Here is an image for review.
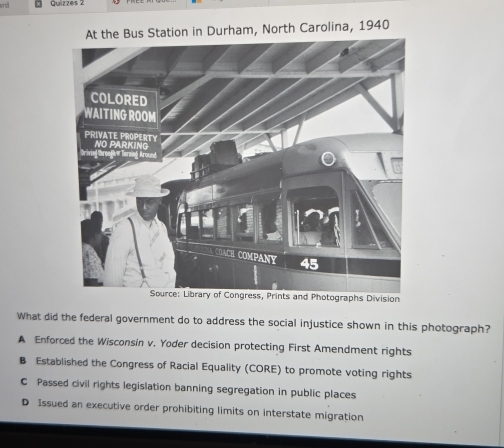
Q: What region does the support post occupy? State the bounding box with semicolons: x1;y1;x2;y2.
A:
391;73;404;132
265;134;278;152
293;112;307;146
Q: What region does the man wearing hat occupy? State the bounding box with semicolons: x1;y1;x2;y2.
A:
104;175;175;288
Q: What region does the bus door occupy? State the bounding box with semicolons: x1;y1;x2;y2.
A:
175;206;206;288
212;205;236;289
342;176;401;293
283;172;347;292
184;207;236;289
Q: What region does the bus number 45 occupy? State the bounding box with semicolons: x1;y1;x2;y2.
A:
300;258;319;270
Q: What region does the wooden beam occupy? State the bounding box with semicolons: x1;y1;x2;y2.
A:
241;134;269;151
170;78;234;130
286;77;389;129
241;78;333;131
163;135;194;157
306;41;357;73
82;48;149;86
391;72;404;131
161;80;265;156
273;42;317;73
281;130;289;149
160;124;285;135
89;162;126;185
239;77;390;151
163;80;264;152
263;78;358;131
203;45;232;72
234;80;354;150
266;134;278;152
238;44;274;73
219;79;299;131
258;44;403;135
197;79;266;132
293;112;306;145
354;83;394;130
165;46;188;75
339;40;400;73
159;75;213;109
369;46;405;74
165;67;399;79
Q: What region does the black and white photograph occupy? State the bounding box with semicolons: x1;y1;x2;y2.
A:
74;40;404;292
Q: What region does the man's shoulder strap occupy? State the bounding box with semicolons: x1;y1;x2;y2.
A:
127;217;146;280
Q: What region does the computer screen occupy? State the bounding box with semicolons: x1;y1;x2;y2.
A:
0;0;503;446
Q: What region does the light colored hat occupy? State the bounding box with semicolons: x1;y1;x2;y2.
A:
126;175;170;198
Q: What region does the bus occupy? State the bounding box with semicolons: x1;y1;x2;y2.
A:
173;134;402;293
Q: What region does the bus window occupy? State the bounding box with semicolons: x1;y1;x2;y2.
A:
177;212;186;239
216;207;231;240
290;187;340;247
186;212;200;240
352;191;392;249
258;200;282;243
235;204;254;242
200;210;214;240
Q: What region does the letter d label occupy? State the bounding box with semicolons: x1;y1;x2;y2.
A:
22;399;29;406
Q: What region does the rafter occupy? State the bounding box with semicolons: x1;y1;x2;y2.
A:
164;66;400;79
293;112;307;146
283;76;390;132
240;78;334;131
391;73;404;131
160;124;286;135
79;40;405;172
159;75;213;110
161;79;266;156
273;42;318;73
306;41;357;73
196;78;267;132
165;46;189;75
218;79;299;131
203;45;232;72
354;83;394;129
238;44;274;73
82;48;149;86
262;78;359;134
339;40;400;73
234;78;363;150
168;78;234;130
163;135;194;157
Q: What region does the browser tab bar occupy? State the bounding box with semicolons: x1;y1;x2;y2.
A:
0;0;28;16
106;0;186;13
187;0;268;10
29;0;106;15
269;0;405;5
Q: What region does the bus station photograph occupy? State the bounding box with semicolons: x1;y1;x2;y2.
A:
74;39;404;292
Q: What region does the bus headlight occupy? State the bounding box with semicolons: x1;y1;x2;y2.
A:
320;152;336;167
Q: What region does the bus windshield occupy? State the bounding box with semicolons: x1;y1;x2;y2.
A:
369;182;402;236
